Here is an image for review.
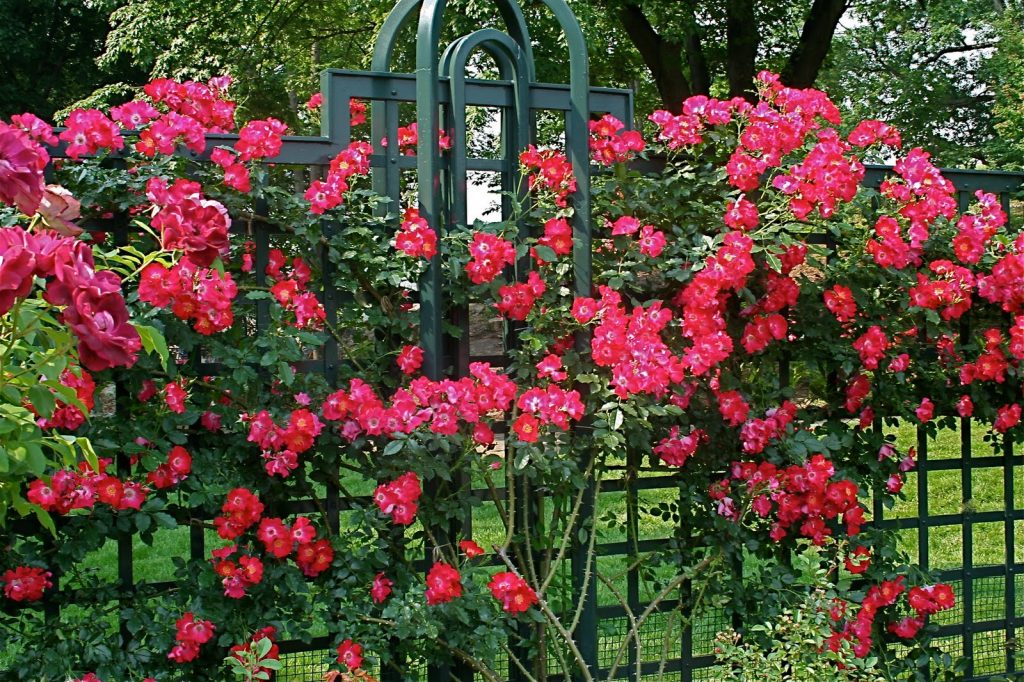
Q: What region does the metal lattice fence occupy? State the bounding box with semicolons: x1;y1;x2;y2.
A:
6;0;1024;679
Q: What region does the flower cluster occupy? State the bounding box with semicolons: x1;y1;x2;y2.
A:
588;286;684;398
373;472;422;525
27;459;149;513
425;561;462;605
514;385;585;440
139;259;238;334
495;271;546;321
714;454;862;544
0;227;140;370
214;488;265;539
487;572;538;614
739;401;797;454
168;612;216;663
394;207;438;260
520;145;576;207
146;446;193;490
267;252;326;329
60;109;125;160
212;545;265;598
676;231;755;375
653;426;706;467
466;232;516;284
0;120;48;214
235;118;287;161
588;114;644;165
246;408;325;477
146;177;231;267
649;95;745;149
2;566;52;602
534;217;573;263
35;368;95;431
305;141;372;214
320;363;517;442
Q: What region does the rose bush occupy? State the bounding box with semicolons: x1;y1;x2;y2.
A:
0;70;1018;681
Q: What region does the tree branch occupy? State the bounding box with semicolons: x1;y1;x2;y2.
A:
781;0;850;88
615;0;691;111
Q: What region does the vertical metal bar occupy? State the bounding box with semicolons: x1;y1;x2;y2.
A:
917;426;929;571
956;190;975;678
1004;432;1017;676
960;416;975;678
626;449;640;681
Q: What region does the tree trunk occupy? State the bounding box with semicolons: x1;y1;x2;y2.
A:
616;0;692;111
726;0;759;99
781;0;849;88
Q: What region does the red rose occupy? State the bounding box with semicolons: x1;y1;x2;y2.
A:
62;272;141;371
0;121;46;214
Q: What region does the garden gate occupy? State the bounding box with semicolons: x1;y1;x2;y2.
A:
16;0;1024;679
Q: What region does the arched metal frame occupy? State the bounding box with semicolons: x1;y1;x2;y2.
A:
351;0;631;679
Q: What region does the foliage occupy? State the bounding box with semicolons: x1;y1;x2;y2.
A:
818;0;1024;167
0;55;1020;682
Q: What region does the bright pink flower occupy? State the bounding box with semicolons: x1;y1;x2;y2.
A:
394;207;437;260
459;539;485;558
466;231;516;284
488;571;538;614
371;573;393;603
336;639;363;670
915;397;934;423
425;561;462;605
235;117;287;161
59;109;124;159
397;345;424;375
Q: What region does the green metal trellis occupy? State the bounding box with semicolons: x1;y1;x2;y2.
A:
14;0;1024;679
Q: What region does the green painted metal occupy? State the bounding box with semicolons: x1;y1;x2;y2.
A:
35;0;1024;678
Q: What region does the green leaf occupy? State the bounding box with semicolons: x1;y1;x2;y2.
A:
534;245;558;262
135;324;169;370
27;385;55;419
135;513;152;533
382;439;404;456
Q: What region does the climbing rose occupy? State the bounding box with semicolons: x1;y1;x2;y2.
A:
488;571;538;614
371;573;393;603
374;472;422;525
394;207;437;260
425;561;462;605
396;345;424;375
336;639;363;670
459;539;485;558
168;612;215;663
2;566;52;602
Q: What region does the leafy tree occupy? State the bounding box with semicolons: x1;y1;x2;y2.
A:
818;0;1022;166
0;0;145;120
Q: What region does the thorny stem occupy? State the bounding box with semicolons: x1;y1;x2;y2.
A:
605;549;722;681
566;473;602;636
655;609;680;682
501;642;540;682
596;570;644;682
540;464;590;594
497;548;595;682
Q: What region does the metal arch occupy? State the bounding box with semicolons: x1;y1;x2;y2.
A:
370;0;534;73
537;0;591;301
439;29;532;230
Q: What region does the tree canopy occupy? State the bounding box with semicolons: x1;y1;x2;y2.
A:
1;0;1021;167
